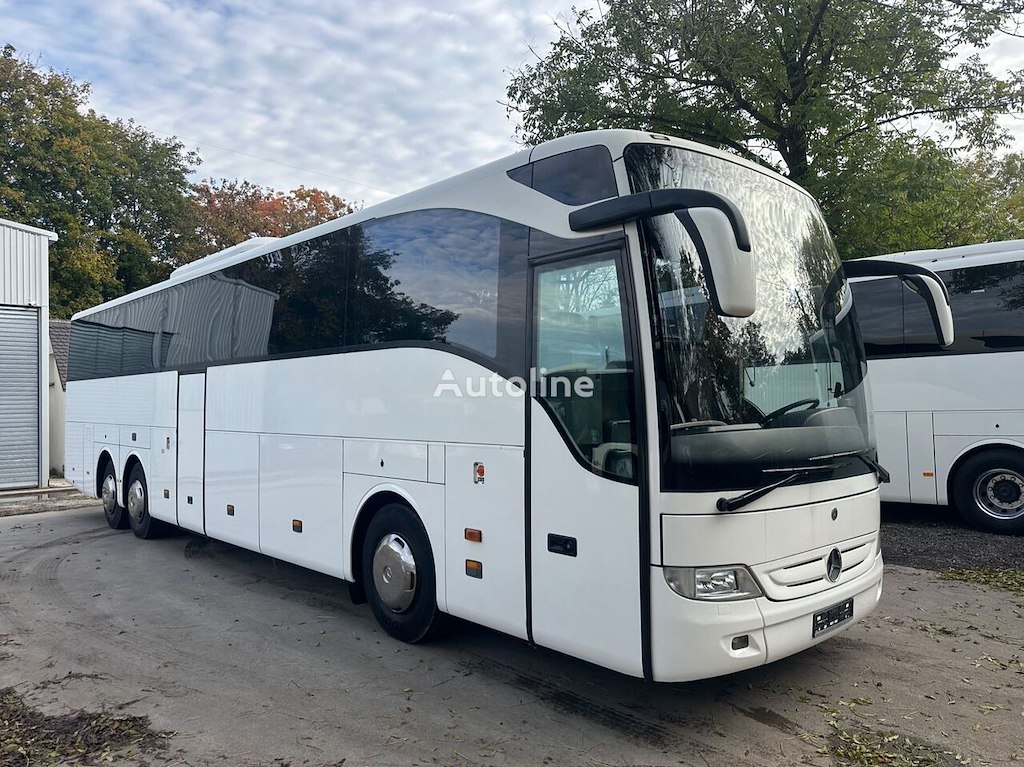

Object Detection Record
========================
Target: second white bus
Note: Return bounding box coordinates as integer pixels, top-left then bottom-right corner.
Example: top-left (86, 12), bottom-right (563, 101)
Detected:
top-left (850, 240), bottom-right (1024, 534)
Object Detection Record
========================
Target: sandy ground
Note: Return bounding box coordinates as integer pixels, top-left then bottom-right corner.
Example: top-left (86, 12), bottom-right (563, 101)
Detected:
top-left (0, 505), bottom-right (1021, 766)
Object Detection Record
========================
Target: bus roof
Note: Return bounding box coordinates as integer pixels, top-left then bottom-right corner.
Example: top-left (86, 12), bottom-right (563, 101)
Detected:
top-left (868, 239), bottom-right (1024, 270)
top-left (72, 129), bottom-right (807, 321)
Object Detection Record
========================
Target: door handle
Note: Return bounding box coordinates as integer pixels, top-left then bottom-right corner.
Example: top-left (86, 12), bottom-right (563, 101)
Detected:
top-left (547, 533), bottom-right (577, 557)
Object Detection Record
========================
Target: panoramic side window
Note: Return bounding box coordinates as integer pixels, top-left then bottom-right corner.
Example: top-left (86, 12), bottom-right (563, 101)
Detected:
top-left (70, 209), bottom-right (531, 380)
top-left (507, 145), bottom-right (618, 206)
top-left (849, 278), bottom-right (905, 358)
top-left (534, 254), bottom-right (637, 482)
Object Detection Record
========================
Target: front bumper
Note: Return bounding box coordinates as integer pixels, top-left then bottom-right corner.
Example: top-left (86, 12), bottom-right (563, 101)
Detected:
top-left (649, 552), bottom-right (883, 683)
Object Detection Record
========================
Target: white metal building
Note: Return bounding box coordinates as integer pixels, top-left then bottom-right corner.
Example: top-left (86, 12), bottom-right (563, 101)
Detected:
top-left (0, 218), bottom-right (57, 489)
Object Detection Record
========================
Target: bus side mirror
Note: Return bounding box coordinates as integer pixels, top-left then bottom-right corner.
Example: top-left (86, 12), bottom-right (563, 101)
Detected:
top-left (675, 208), bottom-right (756, 317)
top-left (844, 259), bottom-right (954, 348)
top-left (568, 188), bottom-right (755, 318)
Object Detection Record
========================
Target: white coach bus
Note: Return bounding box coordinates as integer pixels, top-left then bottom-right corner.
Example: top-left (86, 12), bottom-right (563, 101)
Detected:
top-left (850, 240), bottom-right (1024, 534)
top-left (65, 129), bottom-right (952, 682)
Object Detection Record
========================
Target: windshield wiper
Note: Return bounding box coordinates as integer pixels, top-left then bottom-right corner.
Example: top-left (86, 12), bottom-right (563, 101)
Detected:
top-left (808, 450), bottom-right (891, 484)
top-left (716, 463), bottom-right (844, 512)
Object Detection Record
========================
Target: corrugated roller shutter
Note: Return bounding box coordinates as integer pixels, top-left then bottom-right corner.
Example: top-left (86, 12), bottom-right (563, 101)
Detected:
top-left (0, 305), bottom-right (40, 489)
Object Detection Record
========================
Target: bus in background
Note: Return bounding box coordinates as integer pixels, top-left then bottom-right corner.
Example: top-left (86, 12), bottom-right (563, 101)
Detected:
top-left (850, 240), bottom-right (1024, 534)
top-left (65, 129), bottom-right (952, 682)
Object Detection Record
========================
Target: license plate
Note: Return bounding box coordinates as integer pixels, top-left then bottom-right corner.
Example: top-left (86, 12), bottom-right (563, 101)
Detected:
top-left (813, 598), bottom-right (854, 637)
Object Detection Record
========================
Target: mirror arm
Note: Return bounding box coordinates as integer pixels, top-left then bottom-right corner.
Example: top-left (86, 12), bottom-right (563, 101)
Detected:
top-left (568, 189), bottom-right (752, 252)
top-left (842, 259), bottom-right (950, 302)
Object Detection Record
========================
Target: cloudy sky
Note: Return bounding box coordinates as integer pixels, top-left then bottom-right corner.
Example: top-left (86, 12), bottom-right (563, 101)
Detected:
top-left (2, 0), bottom-right (1022, 208)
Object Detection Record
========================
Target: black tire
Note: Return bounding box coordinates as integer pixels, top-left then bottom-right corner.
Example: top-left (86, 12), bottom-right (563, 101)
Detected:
top-left (361, 503), bottom-right (444, 643)
top-left (99, 460), bottom-right (128, 530)
top-left (952, 449), bottom-right (1024, 535)
top-left (125, 463), bottom-right (163, 540)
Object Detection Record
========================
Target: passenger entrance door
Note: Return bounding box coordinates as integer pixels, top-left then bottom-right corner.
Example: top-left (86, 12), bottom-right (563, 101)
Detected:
top-left (528, 249), bottom-right (646, 677)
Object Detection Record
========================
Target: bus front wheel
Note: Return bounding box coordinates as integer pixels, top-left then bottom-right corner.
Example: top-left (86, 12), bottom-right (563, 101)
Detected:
top-left (952, 449), bottom-right (1024, 535)
top-left (100, 460), bottom-right (128, 530)
top-left (361, 504), bottom-right (444, 643)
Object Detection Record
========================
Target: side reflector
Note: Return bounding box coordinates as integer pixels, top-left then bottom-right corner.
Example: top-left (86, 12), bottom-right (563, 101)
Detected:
top-left (465, 560), bottom-right (482, 578)
top-left (226, 504), bottom-right (235, 516)
top-left (292, 519), bottom-right (303, 533)
top-left (163, 489), bottom-right (169, 499)
top-left (464, 528), bottom-right (482, 542)
top-left (473, 462), bottom-right (485, 484)
top-left (923, 471), bottom-right (934, 477)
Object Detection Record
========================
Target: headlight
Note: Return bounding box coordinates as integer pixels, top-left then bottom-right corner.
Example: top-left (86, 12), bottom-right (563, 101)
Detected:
top-left (663, 565), bottom-right (763, 601)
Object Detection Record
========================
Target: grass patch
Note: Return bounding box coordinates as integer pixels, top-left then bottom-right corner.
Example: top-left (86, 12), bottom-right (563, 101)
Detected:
top-left (0, 686), bottom-right (170, 766)
top-left (940, 568), bottom-right (1024, 596)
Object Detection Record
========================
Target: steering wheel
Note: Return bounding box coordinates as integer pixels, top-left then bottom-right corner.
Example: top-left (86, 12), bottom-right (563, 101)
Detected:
top-left (761, 398), bottom-right (819, 426)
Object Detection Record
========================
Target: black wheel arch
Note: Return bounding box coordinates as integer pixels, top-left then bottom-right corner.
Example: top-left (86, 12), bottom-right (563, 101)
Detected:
top-left (947, 442), bottom-right (1024, 504)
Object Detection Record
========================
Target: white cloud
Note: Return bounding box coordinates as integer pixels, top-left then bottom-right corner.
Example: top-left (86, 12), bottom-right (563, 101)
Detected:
top-left (1, 0), bottom-right (585, 206)
top-left (2, 0), bottom-right (1021, 210)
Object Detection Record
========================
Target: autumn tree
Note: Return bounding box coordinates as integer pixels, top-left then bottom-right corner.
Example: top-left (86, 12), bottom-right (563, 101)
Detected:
top-left (506, 0), bottom-right (1024, 257)
top-left (180, 179), bottom-right (357, 263)
top-left (0, 45), bottom-right (198, 316)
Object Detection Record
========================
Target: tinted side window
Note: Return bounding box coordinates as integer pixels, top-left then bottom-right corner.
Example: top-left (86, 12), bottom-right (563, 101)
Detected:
top-left (70, 209), bottom-right (530, 381)
top-left (359, 210), bottom-right (502, 354)
top-left (872, 260), bottom-right (1024, 357)
top-left (932, 262), bottom-right (1024, 353)
top-left (849, 278), bottom-right (904, 358)
top-left (508, 145), bottom-right (618, 206)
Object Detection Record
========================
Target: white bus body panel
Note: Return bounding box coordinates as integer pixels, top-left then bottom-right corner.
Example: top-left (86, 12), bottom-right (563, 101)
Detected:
top-left (204, 350), bottom-right (522, 446)
top-left (445, 444), bottom-right (527, 639)
top-left (870, 353), bottom-right (1024, 505)
top-left (874, 412), bottom-right (910, 502)
top-left (66, 372), bottom-right (177, 498)
top-left (205, 431), bottom-right (261, 550)
top-left (259, 435), bottom-right (345, 578)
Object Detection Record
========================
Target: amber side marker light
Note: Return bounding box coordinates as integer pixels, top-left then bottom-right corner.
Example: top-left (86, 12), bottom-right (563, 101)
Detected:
top-left (464, 528), bottom-right (482, 542)
top-left (465, 560), bottom-right (483, 578)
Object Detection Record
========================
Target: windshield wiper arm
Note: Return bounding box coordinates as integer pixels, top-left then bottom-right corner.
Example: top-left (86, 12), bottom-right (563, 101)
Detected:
top-left (716, 464), bottom-right (843, 512)
top-left (854, 451), bottom-right (890, 483)
top-left (809, 450), bottom-right (891, 484)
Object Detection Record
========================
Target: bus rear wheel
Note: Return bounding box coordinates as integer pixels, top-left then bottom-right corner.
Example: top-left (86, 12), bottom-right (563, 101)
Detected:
top-left (361, 503), bottom-right (444, 643)
top-left (100, 460), bottom-right (128, 530)
top-left (126, 464), bottom-right (163, 540)
top-left (952, 449), bottom-right (1024, 535)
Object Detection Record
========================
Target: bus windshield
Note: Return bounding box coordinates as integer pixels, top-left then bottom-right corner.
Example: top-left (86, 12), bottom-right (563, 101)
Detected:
top-left (625, 143), bottom-right (876, 493)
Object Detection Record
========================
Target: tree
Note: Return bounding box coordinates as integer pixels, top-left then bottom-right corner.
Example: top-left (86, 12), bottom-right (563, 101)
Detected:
top-left (506, 0), bottom-right (1024, 256)
top-left (180, 179), bottom-right (357, 263)
top-left (0, 45), bottom-right (199, 316)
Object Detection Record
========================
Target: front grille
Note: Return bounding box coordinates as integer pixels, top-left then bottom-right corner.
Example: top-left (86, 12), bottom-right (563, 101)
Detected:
top-left (751, 532), bottom-right (877, 601)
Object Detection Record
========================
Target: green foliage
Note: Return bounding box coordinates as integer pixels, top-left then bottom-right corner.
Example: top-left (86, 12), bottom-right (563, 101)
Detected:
top-left (507, 0), bottom-right (1024, 257)
top-left (0, 45), bottom-right (199, 317)
top-left (0, 46), bottom-right (358, 316)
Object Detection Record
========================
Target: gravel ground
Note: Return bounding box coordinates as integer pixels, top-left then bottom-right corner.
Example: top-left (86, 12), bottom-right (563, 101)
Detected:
top-left (881, 501), bottom-right (1023, 570)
